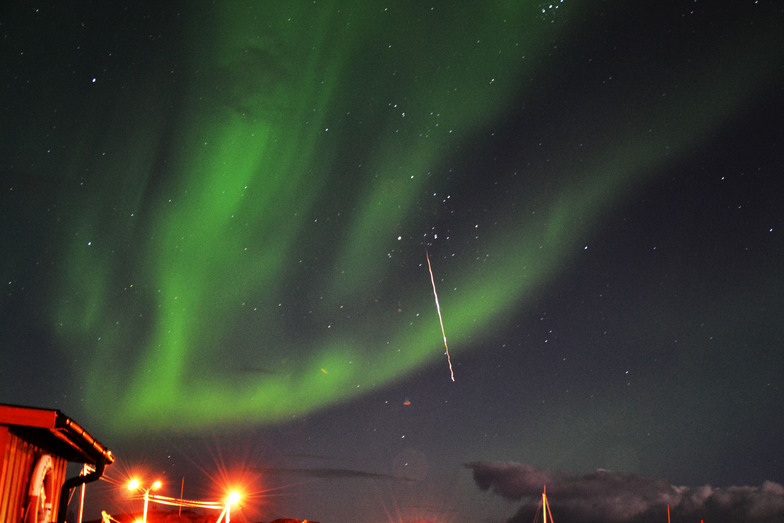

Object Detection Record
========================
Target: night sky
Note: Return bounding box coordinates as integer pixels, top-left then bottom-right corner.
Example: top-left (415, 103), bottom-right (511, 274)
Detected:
top-left (2, 1), bottom-right (784, 522)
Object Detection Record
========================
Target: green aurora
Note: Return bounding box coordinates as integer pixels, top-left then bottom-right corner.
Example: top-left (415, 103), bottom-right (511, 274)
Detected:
top-left (42, 1), bottom-right (779, 434)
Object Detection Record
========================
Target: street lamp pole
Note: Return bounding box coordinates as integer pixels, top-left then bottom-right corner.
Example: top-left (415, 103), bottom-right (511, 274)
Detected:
top-left (128, 479), bottom-right (161, 523)
top-left (215, 492), bottom-right (241, 523)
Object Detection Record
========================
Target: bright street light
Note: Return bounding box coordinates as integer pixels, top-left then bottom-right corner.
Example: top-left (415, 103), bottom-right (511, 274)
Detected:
top-left (216, 491), bottom-right (241, 523)
top-left (128, 479), bottom-right (161, 523)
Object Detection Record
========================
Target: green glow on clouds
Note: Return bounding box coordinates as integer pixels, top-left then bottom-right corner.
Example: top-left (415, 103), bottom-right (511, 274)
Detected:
top-left (50, 1), bottom-right (776, 433)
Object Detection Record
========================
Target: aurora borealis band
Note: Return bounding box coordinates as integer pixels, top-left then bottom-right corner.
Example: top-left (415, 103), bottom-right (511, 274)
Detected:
top-left (3, 2), bottom-right (784, 522)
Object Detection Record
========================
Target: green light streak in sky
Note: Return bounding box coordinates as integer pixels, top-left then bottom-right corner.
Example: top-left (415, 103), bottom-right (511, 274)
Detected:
top-left (50, 1), bottom-right (778, 433)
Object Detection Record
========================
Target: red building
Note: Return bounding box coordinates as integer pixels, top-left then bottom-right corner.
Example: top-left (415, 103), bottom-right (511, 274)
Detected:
top-left (0, 403), bottom-right (114, 523)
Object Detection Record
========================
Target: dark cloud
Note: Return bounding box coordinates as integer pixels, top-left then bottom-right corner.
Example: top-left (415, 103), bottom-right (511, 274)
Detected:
top-left (467, 462), bottom-right (784, 523)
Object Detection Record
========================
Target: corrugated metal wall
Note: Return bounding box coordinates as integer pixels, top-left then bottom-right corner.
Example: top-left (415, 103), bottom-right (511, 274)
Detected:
top-left (48, 454), bottom-right (68, 523)
top-left (0, 428), bottom-right (36, 522)
top-left (0, 428), bottom-right (68, 523)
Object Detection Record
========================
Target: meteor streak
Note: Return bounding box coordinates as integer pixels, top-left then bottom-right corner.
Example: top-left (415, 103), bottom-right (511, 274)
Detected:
top-left (425, 251), bottom-right (455, 382)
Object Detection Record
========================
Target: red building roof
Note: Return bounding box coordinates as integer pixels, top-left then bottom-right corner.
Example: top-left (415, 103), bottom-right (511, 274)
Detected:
top-left (0, 403), bottom-right (114, 465)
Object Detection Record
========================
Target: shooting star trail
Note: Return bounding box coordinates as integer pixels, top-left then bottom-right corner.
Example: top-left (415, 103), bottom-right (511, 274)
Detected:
top-left (426, 251), bottom-right (455, 382)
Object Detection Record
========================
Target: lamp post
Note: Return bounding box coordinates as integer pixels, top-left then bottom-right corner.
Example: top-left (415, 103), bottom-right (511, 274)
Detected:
top-left (128, 479), bottom-right (161, 523)
top-left (215, 491), bottom-right (241, 523)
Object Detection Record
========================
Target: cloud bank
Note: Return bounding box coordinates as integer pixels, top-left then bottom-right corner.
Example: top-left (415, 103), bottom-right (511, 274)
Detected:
top-left (467, 462), bottom-right (784, 523)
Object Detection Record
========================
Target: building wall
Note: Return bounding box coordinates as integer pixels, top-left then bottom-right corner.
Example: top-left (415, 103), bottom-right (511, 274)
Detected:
top-left (0, 428), bottom-right (68, 523)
